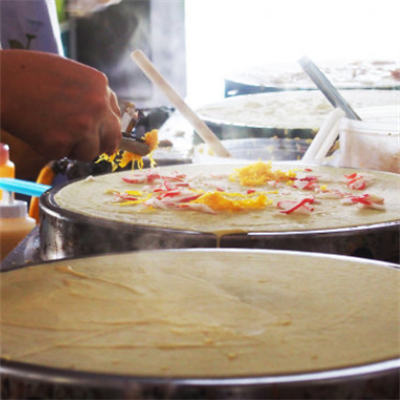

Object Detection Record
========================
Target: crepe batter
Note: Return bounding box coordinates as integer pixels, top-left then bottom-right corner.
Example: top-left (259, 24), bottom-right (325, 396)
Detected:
top-left (54, 162), bottom-right (400, 235)
top-left (195, 90), bottom-right (399, 130)
top-left (1, 250), bottom-right (399, 377)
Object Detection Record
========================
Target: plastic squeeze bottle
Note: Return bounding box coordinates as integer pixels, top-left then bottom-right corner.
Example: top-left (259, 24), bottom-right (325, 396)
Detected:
top-left (0, 143), bottom-right (15, 200)
top-left (0, 199), bottom-right (36, 261)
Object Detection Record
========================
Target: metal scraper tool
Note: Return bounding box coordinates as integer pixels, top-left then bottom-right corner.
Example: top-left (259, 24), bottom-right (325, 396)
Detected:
top-left (119, 103), bottom-right (151, 156)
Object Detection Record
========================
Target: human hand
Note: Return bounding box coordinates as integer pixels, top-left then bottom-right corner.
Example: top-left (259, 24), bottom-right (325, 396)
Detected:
top-left (1, 50), bottom-right (122, 162)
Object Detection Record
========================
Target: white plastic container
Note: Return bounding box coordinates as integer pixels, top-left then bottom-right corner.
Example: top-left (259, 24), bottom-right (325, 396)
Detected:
top-left (0, 200), bottom-right (36, 261)
top-left (338, 106), bottom-right (399, 174)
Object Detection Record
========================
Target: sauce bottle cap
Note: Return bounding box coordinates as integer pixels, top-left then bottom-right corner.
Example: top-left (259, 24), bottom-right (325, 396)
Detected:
top-left (0, 200), bottom-right (29, 219)
top-left (0, 143), bottom-right (10, 164)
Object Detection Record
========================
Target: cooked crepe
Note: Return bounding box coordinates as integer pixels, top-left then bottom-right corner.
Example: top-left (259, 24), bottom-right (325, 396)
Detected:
top-left (1, 250), bottom-right (399, 377)
top-left (224, 61), bottom-right (400, 90)
top-left (196, 90), bottom-right (399, 130)
top-left (54, 162), bottom-right (400, 235)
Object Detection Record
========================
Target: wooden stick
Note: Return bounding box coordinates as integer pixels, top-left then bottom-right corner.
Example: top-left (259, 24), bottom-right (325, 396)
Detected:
top-left (131, 50), bottom-right (231, 158)
top-left (302, 108), bottom-right (345, 164)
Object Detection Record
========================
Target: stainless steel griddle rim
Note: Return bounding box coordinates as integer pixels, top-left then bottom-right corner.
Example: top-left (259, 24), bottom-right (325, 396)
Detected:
top-left (200, 118), bottom-right (318, 136)
top-left (0, 357), bottom-right (398, 391)
top-left (240, 220), bottom-right (400, 238)
top-left (223, 78), bottom-right (400, 92)
top-left (3, 247), bottom-right (399, 273)
top-left (1, 248), bottom-right (399, 387)
top-left (40, 176), bottom-right (400, 239)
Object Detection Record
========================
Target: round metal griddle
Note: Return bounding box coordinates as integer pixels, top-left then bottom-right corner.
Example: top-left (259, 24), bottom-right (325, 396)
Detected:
top-left (39, 180), bottom-right (400, 263)
top-left (223, 61), bottom-right (400, 97)
top-left (195, 90), bottom-right (400, 143)
top-left (1, 356), bottom-right (399, 399)
top-left (1, 250), bottom-right (399, 399)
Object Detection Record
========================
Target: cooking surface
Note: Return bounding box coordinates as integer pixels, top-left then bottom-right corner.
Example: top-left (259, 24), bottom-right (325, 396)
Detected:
top-left (53, 163), bottom-right (400, 233)
top-left (1, 236), bottom-right (399, 400)
top-left (224, 60), bottom-right (400, 96)
top-left (196, 90), bottom-right (399, 132)
top-left (1, 250), bottom-right (399, 378)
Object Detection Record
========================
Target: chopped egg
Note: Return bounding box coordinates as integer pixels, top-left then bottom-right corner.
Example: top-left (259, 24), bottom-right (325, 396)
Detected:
top-left (229, 160), bottom-right (297, 186)
top-left (97, 129), bottom-right (159, 171)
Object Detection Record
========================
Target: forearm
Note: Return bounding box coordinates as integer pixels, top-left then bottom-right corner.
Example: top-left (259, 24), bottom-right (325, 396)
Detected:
top-left (0, 50), bottom-right (39, 139)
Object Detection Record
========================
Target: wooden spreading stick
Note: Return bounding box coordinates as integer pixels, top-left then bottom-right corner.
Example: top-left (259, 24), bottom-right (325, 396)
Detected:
top-left (131, 50), bottom-right (231, 158)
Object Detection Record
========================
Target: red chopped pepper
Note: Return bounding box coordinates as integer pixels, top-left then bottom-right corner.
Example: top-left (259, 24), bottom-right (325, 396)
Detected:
top-left (115, 193), bottom-right (138, 201)
top-left (163, 179), bottom-right (176, 191)
top-left (179, 194), bottom-right (202, 202)
top-left (278, 197), bottom-right (315, 214)
top-left (122, 176), bottom-right (145, 184)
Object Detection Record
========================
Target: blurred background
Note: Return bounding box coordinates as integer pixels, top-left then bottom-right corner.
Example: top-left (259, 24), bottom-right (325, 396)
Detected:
top-left (185, 0), bottom-right (400, 105)
top-left (56, 0), bottom-right (399, 107)
top-left (1, 0), bottom-right (399, 176)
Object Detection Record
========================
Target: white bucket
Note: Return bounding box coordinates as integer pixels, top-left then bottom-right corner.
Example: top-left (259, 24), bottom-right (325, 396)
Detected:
top-left (337, 105), bottom-right (399, 174)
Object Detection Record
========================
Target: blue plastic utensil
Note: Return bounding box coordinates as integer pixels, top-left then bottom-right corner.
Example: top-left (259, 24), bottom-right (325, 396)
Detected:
top-left (0, 178), bottom-right (51, 197)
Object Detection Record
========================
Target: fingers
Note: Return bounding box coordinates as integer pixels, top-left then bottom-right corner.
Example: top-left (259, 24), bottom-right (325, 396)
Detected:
top-left (99, 88), bottom-right (122, 155)
top-left (99, 112), bottom-right (122, 156)
top-left (3, 50), bottom-right (123, 163)
top-left (108, 87), bottom-right (121, 118)
top-left (70, 131), bottom-right (101, 162)
top-left (70, 89), bottom-right (121, 161)
top-left (69, 115), bottom-right (121, 162)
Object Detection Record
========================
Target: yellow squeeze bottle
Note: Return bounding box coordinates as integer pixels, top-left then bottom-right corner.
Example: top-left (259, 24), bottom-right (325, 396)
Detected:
top-left (0, 199), bottom-right (36, 261)
top-left (0, 143), bottom-right (36, 261)
top-left (0, 143), bottom-right (15, 200)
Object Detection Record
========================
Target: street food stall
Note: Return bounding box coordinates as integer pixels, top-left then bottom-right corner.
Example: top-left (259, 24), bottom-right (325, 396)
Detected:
top-left (1, 1), bottom-right (399, 399)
